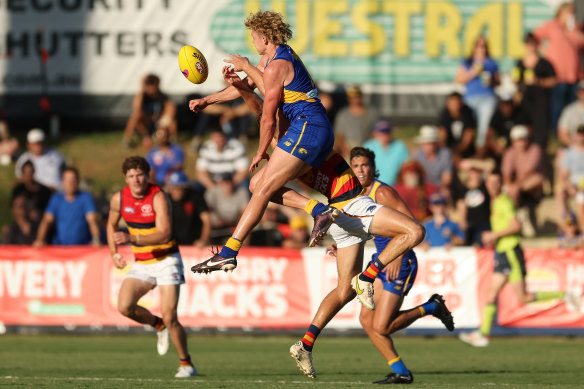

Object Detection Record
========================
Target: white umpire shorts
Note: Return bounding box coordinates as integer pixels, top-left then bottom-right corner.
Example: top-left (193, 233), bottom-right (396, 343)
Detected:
top-left (329, 195), bottom-right (384, 248)
top-left (126, 252), bottom-right (186, 286)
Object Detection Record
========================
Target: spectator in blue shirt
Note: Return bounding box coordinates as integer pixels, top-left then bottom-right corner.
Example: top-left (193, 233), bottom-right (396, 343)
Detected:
top-left (421, 193), bottom-right (464, 249)
top-left (146, 122), bottom-right (184, 186)
top-left (363, 118), bottom-right (409, 185)
top-left (33, 167), bottom-right (101, 247)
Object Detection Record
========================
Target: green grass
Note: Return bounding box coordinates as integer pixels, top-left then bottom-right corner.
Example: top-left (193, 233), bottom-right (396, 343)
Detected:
top-left (0, 335), bottom-right (583, 388)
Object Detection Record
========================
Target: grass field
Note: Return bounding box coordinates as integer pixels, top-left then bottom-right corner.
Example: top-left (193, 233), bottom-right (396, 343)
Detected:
top-left (1, 334), bottom-right (583, 388)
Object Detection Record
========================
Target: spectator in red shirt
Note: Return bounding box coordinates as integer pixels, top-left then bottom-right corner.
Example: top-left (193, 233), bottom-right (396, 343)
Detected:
top-left (393, 161), bottom-right (438, 222)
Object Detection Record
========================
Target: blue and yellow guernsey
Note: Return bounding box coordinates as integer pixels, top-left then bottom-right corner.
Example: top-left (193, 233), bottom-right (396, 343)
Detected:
top-left (120, 184), bottom-right (178, 264)
top-left (265, 44), bottom-right (326, 120)
top-left (366, 180), bottom-right (392, 253)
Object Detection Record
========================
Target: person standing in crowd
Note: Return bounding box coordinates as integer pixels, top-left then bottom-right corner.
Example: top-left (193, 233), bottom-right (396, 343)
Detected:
top-left (437, 92), bottom-right (476, 167)
top-left (557, 125), bottom-right (584, 232)
top-left (363, 118), bottom-right (409, 186)
top-left (455, 35), bottom-right (500, 149)
top-left (146, 122), bottom-right (185, 187)
top-left (512, 32), bottom-right (556, 151)
top-left (333, 86), bottom-right (379, 158)
top-left (459, 172), bottom-right (580, 347)
top-left (533, 2), bottom-right (584, 133)
top-left (122, 74), bottom-right (177, 148)
top-left (454, 167), bottom-right (491, 247)
top-left (165, 171), bottom-right (211, 248)
top-left (33, 167), bottom-right (101, 247)
top-left (106, 156), bottom-right (196, 378)
top-left (14, 128), bottom-right (65, 191)
top-left (2, 194), bottom-right (40, 245)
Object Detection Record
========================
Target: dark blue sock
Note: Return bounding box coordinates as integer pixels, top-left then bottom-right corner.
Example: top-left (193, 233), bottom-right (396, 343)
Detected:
top-left (390, 359), bottom-right (410, 375)
top-left (311, 202), bottom-right (328, 218)
top-left (420, 301), bottom-right (437, 316)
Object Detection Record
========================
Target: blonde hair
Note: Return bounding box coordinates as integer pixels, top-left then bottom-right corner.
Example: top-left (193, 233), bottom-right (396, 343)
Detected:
top-left (244, 11), bottom-right (292, 46)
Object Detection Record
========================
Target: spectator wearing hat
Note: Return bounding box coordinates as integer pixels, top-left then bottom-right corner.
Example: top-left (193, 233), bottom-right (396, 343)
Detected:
top-left (165, 171), bottom-right (211, 248)
top-left (501, 125), bottom-right (544, 237)
top-left (557, 125), bottom-right (584, 232)
top-left (196, 126), bottom-right (249, 191)
top-left (420, 193), bottom-right (464, 250)
top-left (393, 160), bottom-right (438, 221)
top-left (33, 166), bottom-right (101, 247)
top-left (333, 86), bottom-right (379, 158)
top-left (14, 128), bottom-right (65, 191)
top-left (437, 91), bottom-right (477, 167)
top-left (413, 125), bottom-right (453, 197)
top-left (204, 172), bottom-right (250, 242)
top-left (363, 118), bottom-right (409, 186)
top-left (282, 215), bottom-right (310, 249)
top-left (512, 32), bottom-right (556, 151)
top-left (146, 122), bottom-right (184, 186)
top-left (557, 211), bottom-right (583, 249)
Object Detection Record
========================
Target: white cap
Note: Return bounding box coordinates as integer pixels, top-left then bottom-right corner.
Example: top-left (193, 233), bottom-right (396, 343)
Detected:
top-left (415, 125), bottom-right (439, 144)
top-left (27, 128), bottom-right (45, 143)
top-left (510, 125), bottom-right (529, 140)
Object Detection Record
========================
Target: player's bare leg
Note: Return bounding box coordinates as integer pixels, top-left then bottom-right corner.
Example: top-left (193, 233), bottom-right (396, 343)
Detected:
top-left (160, 284), bottom-right (196, 377)
top-left (290, 243), bottom-right (364, 378)
top-left (352, 208), bottom-right (425, 310)
top-left (191, 148), bottom-right (311, 273)
top-left (116, 278), bottom-right (156, 324)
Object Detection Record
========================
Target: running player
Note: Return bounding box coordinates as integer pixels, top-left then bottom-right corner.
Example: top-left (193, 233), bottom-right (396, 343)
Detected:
top-left (189, 11), bottom-right (337, 272)
top-left (459, 172), bottom-right (580, 347)
top-left (106, 156), bottom-right (196, 378)
top-left (346, 147), bottom-right (454, 384)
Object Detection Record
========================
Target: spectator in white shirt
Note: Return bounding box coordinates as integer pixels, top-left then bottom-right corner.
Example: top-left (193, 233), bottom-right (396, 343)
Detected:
top-left (14, 128), bottom-right (65, 191)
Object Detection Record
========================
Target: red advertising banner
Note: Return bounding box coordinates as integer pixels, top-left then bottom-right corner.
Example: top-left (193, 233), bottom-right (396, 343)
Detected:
top-left (1, 246), bottom-right (583, 330)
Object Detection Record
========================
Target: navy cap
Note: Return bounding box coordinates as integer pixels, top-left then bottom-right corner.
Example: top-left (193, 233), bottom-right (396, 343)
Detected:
top-left (166, 171), bottom-right (188, 186)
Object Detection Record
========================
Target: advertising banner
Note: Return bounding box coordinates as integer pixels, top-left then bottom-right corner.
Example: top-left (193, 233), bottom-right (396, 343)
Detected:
top-left (0, 0), bottom-right (556, 95)
top-left (1, 246), bottom-right (582, 331)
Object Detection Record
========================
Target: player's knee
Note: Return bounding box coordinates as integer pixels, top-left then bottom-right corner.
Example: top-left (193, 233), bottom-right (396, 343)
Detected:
top-left (117, 301), bottom-right (133, 318)
top-left (359, 313), bottom-right (373, 331)
top-left (337, 285), bottom-right (356, 304)
top-left (372, 321), bottom-right (390, 336)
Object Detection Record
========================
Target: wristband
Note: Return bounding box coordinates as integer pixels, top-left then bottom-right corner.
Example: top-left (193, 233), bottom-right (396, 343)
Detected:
top-left (135, 234), bottom-right (140, 244)
top-left (92, 236), bottom-right (100, 243)
top-left (112, 253), bottom-right (122, 261)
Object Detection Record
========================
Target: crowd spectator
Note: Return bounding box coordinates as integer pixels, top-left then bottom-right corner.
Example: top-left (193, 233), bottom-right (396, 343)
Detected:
top-left (557, 81), bottom-right (584, 147)
top-left (334, 86), bottom-right (379, 158)
top-left (11, 160), bottom-right (52, 222)
top-left (501, 125), bottom-right (544, 237)
top-left (146, 122), bottom-right (184, 186)
top-left (512, 32), bottom-right (557, 151)
top-left (282, 216), bottom-right (310, 249)
top-left (455, 35), bottom-right (500, 148)
top-left (533, 2), bottom-right (584, 133)
top-left (557, 211), bottom-right (583, 249)
top-left (484, 93), bottom-right (530, 160)
top-left (2, 194), bottom-right (39, 245)
top-left (420, 193), bottom-right (464, 250)
top-left (557, 125), bottom-right (584, 232)
top-left (437, 92), bottom-right (476, 167)
top-left (393, 160), bottom-right (438, 221)
top-left (15, 128), bottom-right (65, 191)
top-left (453, 167), bottom-right (491, 246)
top-left (363, 119), bottom-right (409, 186)
top-left (249, 203), bottom-right (285, 247)
top-left (165, 171), bottom-right (211, 248)
top-left (196, 127), bottom-right (249, 190)
top-left (193, 96), bottom-right (253, 146)
top-left (412, 125), bottom-right (453, 197)
top-left (122, 74), bottom-right (177, 149)
top-left (0, 120), bottom-right (19, 165)
top-left (204, 173), bottom-right (249, 240)
top-left (33, 167), bottom-right (101, 247)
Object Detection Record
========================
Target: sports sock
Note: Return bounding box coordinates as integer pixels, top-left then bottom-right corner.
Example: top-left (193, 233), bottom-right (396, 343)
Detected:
top-left (388, 356), bottom-right (410, 375)
top-left (301, 324), bottom-right (321, 352)
top-left (418, 301), bottom-right (437, 316)
top-left (535, 291), bottom-right (565, 301)
top-left (219, 237), bottom-right (242, 258)
top-left (179, 355), bottom-right (192, 367)
top-left (359, 256), bottom-right (384, 282)
top-left (479, 304), bottom-right (497, 336)
top-left (152, 316), bottom-right (165, 331)
top-left (304, 199), bottom-right (328, 218)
